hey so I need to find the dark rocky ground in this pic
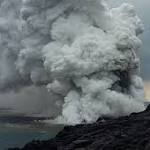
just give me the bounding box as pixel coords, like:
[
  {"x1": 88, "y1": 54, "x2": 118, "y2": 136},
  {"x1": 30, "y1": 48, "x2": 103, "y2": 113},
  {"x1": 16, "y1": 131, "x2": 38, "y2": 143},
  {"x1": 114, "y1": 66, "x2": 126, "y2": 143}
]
[{"x1": 9, "y1": 105, "x2": 150, "y2": 150}]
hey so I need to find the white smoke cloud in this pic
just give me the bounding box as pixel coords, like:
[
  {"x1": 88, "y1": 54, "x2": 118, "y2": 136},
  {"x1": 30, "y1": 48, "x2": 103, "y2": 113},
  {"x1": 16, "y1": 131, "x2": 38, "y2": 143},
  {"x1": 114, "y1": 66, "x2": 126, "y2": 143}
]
[{"x1": 0, "y1": 0, "x2": 146, "y2": 124}]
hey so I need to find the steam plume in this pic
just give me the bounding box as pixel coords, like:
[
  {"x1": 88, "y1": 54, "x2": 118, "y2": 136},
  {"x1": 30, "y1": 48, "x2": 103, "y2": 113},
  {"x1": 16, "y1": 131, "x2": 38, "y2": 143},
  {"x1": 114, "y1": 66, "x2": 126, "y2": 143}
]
[{"x1": 0, "y1": 0, "x2": 145, "y2": 124}]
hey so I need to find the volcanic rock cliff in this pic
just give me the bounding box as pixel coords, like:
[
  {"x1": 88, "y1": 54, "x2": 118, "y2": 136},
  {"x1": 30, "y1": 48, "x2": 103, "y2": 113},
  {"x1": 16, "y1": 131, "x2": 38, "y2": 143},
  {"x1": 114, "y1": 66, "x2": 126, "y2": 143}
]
[{"x1": 9, "y1": 104, "x2": 150, "y2": 150}]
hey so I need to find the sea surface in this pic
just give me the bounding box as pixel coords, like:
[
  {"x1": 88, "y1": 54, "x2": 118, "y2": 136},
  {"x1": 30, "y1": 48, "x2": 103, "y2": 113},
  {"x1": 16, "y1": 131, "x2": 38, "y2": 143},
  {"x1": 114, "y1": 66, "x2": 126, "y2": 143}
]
[{"x1": 0, "y1": 109, "x2": 63, "y2": 150}]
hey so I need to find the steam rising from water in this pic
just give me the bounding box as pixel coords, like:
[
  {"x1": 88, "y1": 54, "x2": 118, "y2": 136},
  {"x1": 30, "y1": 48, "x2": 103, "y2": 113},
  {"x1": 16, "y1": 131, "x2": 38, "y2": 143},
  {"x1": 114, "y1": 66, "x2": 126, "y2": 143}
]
[{"x1": 0, "y1": 0, "x2": 146, "y2": 124}]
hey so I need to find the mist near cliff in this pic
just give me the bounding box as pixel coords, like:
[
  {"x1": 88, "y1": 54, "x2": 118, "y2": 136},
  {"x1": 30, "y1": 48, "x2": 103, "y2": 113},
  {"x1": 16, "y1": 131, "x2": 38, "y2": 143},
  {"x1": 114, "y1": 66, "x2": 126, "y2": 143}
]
[{"x1": 0, "y1": 0, "x2": 146, "y2": 124}]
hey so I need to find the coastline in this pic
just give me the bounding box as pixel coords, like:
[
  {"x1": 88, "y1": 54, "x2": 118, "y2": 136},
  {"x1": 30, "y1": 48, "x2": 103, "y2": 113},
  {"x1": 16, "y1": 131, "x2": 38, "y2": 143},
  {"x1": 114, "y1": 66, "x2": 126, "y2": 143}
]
[{"x1": 9, "y1": 104, "x2": 150, "y2": 150}]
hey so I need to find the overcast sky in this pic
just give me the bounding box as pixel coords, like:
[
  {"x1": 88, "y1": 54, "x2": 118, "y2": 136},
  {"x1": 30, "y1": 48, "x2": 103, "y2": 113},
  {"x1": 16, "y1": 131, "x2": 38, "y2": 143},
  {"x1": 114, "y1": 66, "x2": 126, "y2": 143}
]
[{"x1": 110, "y1": 0, "x2": 150, "y2": 80}]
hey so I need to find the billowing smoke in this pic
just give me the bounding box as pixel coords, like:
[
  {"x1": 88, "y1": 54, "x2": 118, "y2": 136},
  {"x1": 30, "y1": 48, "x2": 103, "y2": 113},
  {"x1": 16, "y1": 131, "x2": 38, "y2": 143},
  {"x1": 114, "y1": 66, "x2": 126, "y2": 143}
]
[{"x1": 0, "y1": 0, "x2": 146, "y2": 124}]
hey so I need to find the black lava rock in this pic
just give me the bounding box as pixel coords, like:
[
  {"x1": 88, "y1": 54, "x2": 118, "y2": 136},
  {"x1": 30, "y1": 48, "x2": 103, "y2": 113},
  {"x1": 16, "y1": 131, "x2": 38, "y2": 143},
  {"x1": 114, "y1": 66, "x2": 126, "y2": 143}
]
[{"x1": 9, "y1": 105, "x2": 150, "y2": 150}]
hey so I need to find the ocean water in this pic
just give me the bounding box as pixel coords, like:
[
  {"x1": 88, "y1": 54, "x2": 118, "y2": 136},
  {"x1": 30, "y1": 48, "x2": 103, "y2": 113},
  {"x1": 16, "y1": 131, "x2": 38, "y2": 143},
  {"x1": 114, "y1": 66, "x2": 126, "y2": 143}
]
[
  {"x1": 0, "y1": 110, "x2": 64, "y2": 150},
  {"x1": 0, "y1": 123, "x2": 64, "y2": 150}
]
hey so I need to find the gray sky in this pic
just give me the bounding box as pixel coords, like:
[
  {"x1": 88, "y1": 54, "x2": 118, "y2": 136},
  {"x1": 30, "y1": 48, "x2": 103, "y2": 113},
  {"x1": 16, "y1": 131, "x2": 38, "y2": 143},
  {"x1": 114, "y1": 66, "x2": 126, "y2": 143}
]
[{"x1": 110, "y1": 0, "x2": 150, "y2": 80}]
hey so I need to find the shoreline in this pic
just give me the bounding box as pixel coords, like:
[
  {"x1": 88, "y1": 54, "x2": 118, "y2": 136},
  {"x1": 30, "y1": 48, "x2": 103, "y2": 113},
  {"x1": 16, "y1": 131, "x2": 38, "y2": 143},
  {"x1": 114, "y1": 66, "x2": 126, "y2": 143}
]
[{"x1": 9, "y1": 104, "x2": 150, "y2": 150}]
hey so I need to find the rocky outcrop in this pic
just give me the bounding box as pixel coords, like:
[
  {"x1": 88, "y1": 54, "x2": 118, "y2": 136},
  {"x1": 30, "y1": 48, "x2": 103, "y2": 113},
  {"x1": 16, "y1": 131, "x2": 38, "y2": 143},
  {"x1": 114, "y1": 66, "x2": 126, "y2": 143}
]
[{"x1": 9, "y1": 105, "x2": 150, "y2": 150}]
